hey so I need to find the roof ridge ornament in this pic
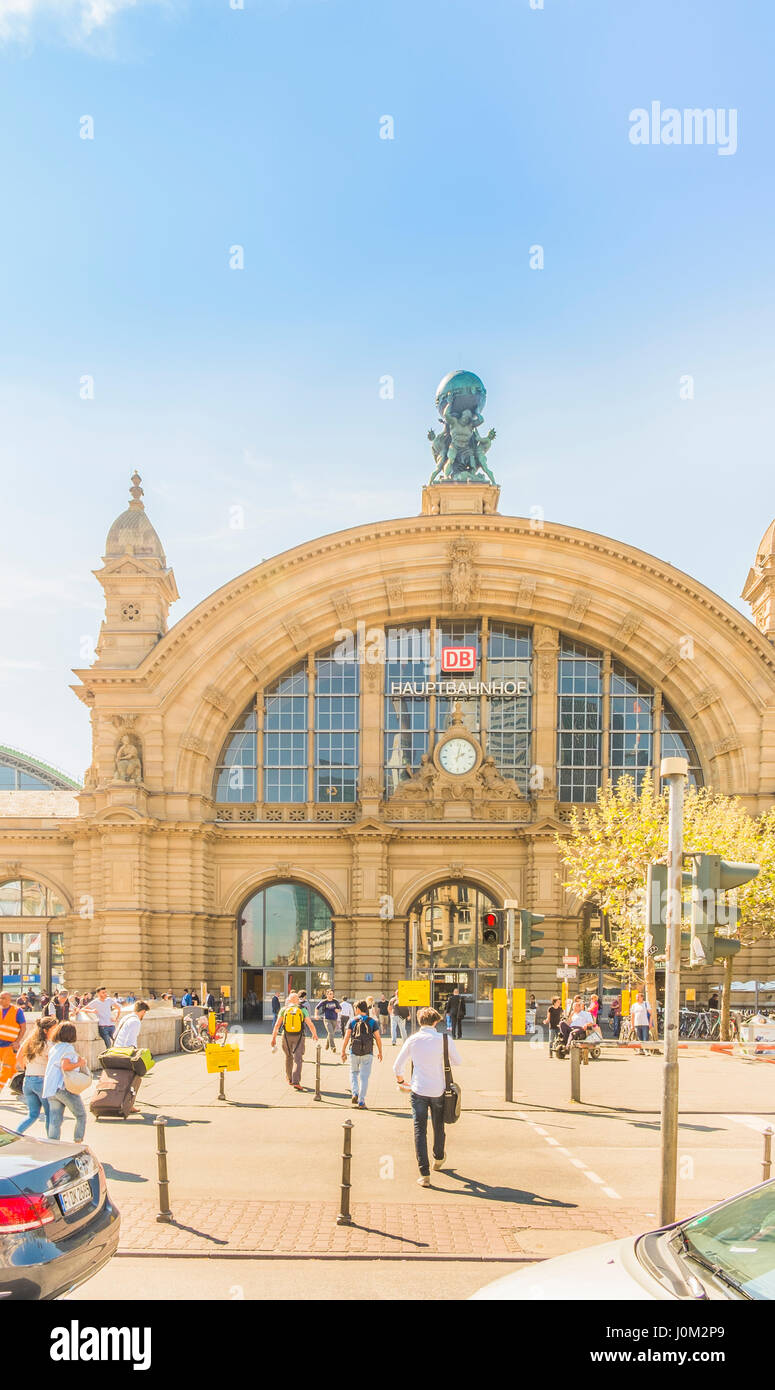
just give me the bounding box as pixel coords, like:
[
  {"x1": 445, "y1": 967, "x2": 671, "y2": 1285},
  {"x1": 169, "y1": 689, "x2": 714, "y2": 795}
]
[
  {"x1": 428, "y1": 370, "x2": 496, "y2": 485},
  {"x1": 129, "y1": 472, "x2": 144, "y2": 510}
]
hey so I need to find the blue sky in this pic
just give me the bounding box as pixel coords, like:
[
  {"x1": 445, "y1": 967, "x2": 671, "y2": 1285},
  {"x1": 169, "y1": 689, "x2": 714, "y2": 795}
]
[{"x1": 1, "y1": 0, "x2": 773, "y2": 777}]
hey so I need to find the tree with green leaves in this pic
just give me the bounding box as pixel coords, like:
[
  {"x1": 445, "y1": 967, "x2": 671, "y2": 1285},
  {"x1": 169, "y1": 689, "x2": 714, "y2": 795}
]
[{"x1": 557, "y1": 775, "x2": 775, "y2": 1039}]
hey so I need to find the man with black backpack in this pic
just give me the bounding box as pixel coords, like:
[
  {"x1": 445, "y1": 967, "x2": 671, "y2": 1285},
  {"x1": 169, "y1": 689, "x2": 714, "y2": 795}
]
[
  {"x1": 341, "y1": 999, "x2": 383, "y2": 1108},
  {"x1": 270, "y1": 991, "x2": 319, "y2": 1090}
]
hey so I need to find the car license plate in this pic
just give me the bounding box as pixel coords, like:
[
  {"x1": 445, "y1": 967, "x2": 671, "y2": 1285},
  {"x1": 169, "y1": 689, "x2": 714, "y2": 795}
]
[{"x1": 59, "y1": 1180, "x2": 92, "y2": 1214}]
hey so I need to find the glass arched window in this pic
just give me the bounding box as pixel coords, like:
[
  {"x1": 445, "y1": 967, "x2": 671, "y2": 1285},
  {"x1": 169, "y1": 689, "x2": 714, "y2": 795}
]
[
  {"x1": 239, "y1": 882, "x2": 333, "y2": 971},
  {"x1": 383, "y1": 620, "x2": 533, "y2": 796},
  {"x1": 557, "y1": 638, "x2": 704, "y2": 801},
  {"x1": 214, "y1": 647, "x2": 360, "y2": 805},
  {"x1": 0, "y1": 880, "x2": 67, "y2": 993},
  {"x1": 0, "y1": 880, "x2": 67, "y2": 917}
]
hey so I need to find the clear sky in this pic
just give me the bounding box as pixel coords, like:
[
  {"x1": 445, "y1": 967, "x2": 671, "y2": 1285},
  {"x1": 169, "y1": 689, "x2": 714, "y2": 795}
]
[{"x1": 1, "y1": 0, "x2": 773, "y2": 779}]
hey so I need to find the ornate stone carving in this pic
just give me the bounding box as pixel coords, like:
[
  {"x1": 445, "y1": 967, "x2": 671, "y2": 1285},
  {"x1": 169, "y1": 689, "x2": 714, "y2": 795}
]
[
  {"x1": 691, "y1": 685, "x2": 721, "y2": 715},
  {"x1": 236, "y1": 643, "x2": 267, "y2": 683},
  {"x1": 284, "y1": 618, "x2": 308, "y2": 652},
  {"x1": 363, "y1": 663, "x2": 382, "y2": 692},
  {"x1": 427, "y1": 370, "x2": 496, "y2": 485},
  {"x1": 567, "y1": 590, "x2": 591, "y2": 626},
  {"x1": 516, "y1": 577, "x2": 536, "y2": 611},
  {"x1": 712, "y1": 737, "x2": 742, "y2": 757},
  {"x1": 203, "y1": 685, "x2": 230, "y2": 716},
  {"x1": 392, "y1": 754, "x2": 439, "y2": 799},
  {"x1": 83, "y1": 765, "x2": 98, "y2": 789},
  {"x1": 477, "y1": 756, "x2": 523, "y2": 799},
  {"x1": 114, "y1": 733, "x2": 143, "y2": 784},
  {"x1": 661, "y1": 645, "x2": 684, "y2": 676},
  {"x1": 447, "y1": 537, "x2": 476, "y2": 610},
  {"x1": 110, "y1": 713, "x2": 138, "y2": 732},
  {"x1": 181, "y1": 734, "x2": 209, "y2": 757},
  {"x1": 385, "y1": 578, "x2": 404, "y2": 612},
  {"x1": 615, "y1": 610, "x2": 641, "y2": 647},
  {"x1": 1, "y1": 862, "x2": 22, "y2": 879},
  {"x1": 331, "y1": 589, "x2": 355, "y2": 627},
  {"x1": 360, "y1": 776, "x2": 380, "y2": 799}
]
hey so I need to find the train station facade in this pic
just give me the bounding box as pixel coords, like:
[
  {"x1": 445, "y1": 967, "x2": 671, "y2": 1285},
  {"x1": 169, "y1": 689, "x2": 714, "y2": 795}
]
[{"x1": 2, "y1": 375, "x2": 775, "y2": 1017}]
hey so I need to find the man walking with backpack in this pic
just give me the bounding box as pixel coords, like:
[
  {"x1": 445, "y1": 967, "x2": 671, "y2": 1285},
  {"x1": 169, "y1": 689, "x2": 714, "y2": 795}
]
[
  {"x1": 394, "y1": 1007, "x2": 461, "y2": 1186},
  {"x1": 270, "y1": 991, "x2": 318, "y2": 1090},
  {"x1": 341, "y1": 999, "x2": 382, "y2": 1108}
]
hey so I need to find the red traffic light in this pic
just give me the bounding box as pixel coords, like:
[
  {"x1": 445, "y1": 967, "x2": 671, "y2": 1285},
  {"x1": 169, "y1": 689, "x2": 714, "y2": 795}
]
[{"x1": 484, "y1": 912, "x2": 497, "y2": 928}]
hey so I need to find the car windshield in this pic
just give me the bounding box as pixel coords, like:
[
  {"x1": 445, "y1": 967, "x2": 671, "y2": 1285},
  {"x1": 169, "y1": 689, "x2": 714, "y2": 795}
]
[{"x1": 674, "y1": 1181, "x2": 775, "y2": 1299}]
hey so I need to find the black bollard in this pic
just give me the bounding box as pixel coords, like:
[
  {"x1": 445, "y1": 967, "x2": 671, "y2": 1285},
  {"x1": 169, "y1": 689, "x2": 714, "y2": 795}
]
[
  {"x1": 314, "y1": 1043, "x2": 322, "y2": 1102},
  {"x1": 218, "y1": 1068, "x2": 226, "y2": 1101},
  {"x1": 570, "y1": 1044, "x2": 581, "y2": 1103},
  {"x1": 155, "y1": 1115, "x2": 173, "y2": 1223},
  {"x1": 336, "y1": 1118, "x2": 354, "y2": 1225}
]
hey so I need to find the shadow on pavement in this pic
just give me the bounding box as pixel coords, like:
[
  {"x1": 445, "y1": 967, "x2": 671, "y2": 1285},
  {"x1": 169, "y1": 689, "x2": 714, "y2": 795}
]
[
  {"x1": 443, "y1": 1170, "x2": 576, "y2": 1207},
  {"x1": 102, "y1": 1164, "x2": 148, "y2": 1184}
]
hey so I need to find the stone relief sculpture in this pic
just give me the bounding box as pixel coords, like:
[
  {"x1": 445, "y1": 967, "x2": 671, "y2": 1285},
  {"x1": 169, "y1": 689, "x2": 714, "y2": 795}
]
[
  {"x1": 428, "y1": 370, "x2": 496, "y2": 485},
  {"x1": 477, "y1": 756, "x2": 523, "y2": 799},
  {"x1": 114, "y1": 734, "x2": 143, "y2": 784},
  {"x1": 394, "y1": 754, "x2": 439, "y2": 798}
]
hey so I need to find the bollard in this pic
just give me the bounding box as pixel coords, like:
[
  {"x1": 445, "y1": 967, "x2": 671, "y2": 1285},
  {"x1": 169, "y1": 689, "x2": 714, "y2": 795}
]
[
  {"x1": 155, "y1": 1115, "x2": 173, "y2": 1223},
  {"x1": 314, "y1": 1043, "x2": 322, "y2": 1102},
  {"x1": 763, "y1": 1126, "x2": 773, "y2": 1182},
  {"x1": 218, "y1": 1068, "x2": 226, "y2": 1101},
  {"x1": 570, "y1": 1044, "x2": 581, "y2": 1103},
  {"x1": 336, "y1": 1118, "x2": 354, "y2": 1225}
]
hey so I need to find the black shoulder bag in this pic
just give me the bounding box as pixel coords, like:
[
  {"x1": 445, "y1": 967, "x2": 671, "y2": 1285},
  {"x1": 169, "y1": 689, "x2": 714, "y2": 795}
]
[{"x1": 442, "y1": 1033, "x2": 461, "y2": 1124}]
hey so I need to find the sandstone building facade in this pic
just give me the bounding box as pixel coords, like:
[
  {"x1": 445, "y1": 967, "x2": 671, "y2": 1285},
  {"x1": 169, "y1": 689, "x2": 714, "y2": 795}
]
[{"x1": 2, "y1": 444, "x2": 775, "y2": 1018}]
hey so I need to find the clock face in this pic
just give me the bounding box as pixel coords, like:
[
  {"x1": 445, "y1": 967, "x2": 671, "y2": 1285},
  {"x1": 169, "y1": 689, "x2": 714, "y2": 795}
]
[{"x1": 439, "y1": 737, "x2": 477, "y2": 776}]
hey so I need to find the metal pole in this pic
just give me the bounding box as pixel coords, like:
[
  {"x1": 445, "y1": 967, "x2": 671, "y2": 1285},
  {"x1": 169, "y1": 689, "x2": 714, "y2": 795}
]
[
  {"x1": 154, "y1": 1115, "x2": 172, "y2": 1223},
  {"x1": 218, "y1": 1068, "x2": 226, "y2": 1101},
  {"x1": 336, "y1": 1118, "x2": 354, "y2": 1225},
  {"x1": 411, "y1": 916, "x2": 418, "y2": 1036},
  {"x1": 314, "y1": 1042, "x2": 322, "y2": 1101},
  {"x1": 763, "y1": 1127, "x2": 773, "y2": 1182},
  {"x1": 504, "y1": 906, "x2": 515, "y2": 1102},
  {"x1": 659, "y1": 756, "x2": 688, "y2": 1227},
  {"x1": 570, "y1": 1043, "x2": 581, "y2": 1103}
]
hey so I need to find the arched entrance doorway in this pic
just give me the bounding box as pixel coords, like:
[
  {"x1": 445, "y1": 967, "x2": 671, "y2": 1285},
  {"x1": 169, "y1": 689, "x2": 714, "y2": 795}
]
[
  {"x1": 238, "y1": 881, "x2": 334, "y2": 1021},
  {"x1": 407, "y1": 881, "x2": 502, "y2": 1022}
]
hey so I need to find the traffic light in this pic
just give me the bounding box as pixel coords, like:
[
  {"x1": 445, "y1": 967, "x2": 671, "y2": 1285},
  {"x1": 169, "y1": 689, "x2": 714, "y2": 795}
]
[
  {"x1": 519, "y1": 909, "x2": 545, "y2": 959},
  {"x1": 689, "y1": 853, "x2": 759, "y2": 965},
  {"x1": 481, "y1": 909, "x2": 505, "y2": 949}
]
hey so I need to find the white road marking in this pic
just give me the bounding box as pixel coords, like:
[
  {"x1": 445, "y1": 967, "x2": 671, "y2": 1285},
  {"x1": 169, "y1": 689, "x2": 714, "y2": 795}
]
[
  {"x1": 603, "y1": 1186, "x2": 622, "y2": 1200},
  {"x1": 570, "y1": 1157, "x2": 587, "y2": 1169},
  {"x1": 584, "y1": 1171, "x2": 605, "y2": 1184},
  {"x1": 723, "y1": 1114, "x2": 775, "y2": 1134},
  {"x1": 512, "y1": 1110, "x2": 621, "y2": 1200}
]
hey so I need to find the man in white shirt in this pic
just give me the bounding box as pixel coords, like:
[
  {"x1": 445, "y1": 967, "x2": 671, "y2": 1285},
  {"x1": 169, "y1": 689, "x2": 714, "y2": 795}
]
[
  {"x1": 630, "y1": 990, "x2": 652, "y2": 1054},
  {"x1": 393, "y1": 1007, "x2": 462, "y2": 1187},
  {"x1": 114, "y1": 1000, "x2": 149, "y2": 1051},
  {"x1": 84, "y1": 986, "x2": 121, "y2": 1049},
  {"x1": 558, "y1": 995, "x2": 595, "y2": 1046}
]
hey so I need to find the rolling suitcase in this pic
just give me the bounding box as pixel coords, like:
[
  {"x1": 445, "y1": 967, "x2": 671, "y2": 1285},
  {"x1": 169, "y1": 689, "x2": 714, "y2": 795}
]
[{"x1": 90, "y1": 1065, "x2": 142, "y2": 1119}]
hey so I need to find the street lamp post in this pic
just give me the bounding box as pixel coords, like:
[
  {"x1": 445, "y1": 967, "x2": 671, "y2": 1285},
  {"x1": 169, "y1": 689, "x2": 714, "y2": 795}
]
[{"x1": 659, "y1": 755, "x2": 688, "y2": 1228}]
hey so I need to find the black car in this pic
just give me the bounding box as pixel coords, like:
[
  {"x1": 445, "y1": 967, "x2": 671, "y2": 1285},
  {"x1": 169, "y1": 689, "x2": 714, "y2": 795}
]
[{"x1": 0, "y1": 1125, "x2": 120, "y2": 1299}]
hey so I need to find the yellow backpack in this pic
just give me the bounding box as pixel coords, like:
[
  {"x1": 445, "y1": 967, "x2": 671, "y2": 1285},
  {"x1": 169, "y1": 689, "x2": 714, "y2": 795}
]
[{"x1": 283, "y1": 1006, "x2": 303, "y2": 1034}]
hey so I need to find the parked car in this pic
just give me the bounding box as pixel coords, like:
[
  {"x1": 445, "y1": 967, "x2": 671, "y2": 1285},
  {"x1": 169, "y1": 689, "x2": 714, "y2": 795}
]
[
  {"x1": 0, "y1": 1125, "x2": 120, "y2": 1299},
  {"x1": 471, "y1": 1178, "x2": 775, "y2": 1300}
]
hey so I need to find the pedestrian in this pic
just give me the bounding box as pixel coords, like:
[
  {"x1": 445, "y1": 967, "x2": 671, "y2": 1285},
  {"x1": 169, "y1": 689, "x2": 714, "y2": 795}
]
[
  {"x1": 393, "y1": 1007, "x2": 462, "y2": 1186},
  {"x1": 271, "y1": 993, "x2": 281, "y2": 1024},
  {"x1": 528, "y1": 992, "x2": 536, "y2": 1011},
  {"x1": 114, "y1": 1000, "x2": 149, "y2": 1050},
  {"x1": 366, "y1": 995, "x2": 379, "y2": 1024},
  {"x1": 191, "y1": 991, "x2": 200, "y2": 1006},
  {"x1": 447, "y1": 987, "x2": 466, "y2": 1040},
  {"x1": 630, "y1": 990, "x2": 652, "y2": 1054},
  {"x1": 609, "y1": 996, "x2": 621, "y2": 1038},
  {"x1": 0, "y1": 990, "x2": 27, "y2": 1090},
  {"x1": 543, "y1": 996, "x2": 563, "y2": 1054},
  {"x1": 708, "y1": 991, "x2": 720, "y2": 1011},
  {"x1": 339, "y1": 996, "x2": 354, "y2": 1037},
  {"x1": 558, "y1": 995, "x2": 595, "y2": 1047},
  {"x1": 590, "y1": 994, "x2": 600, "y2": 1025},
  {"x1": 376, "y1": 993, "x2": 390, "y2": 1033},
  {"x1": 15, "y1": 992, "x2": 30, "y2": 1011},
  {"x1": 388, "y1": 991, "x2": 409, "y2": 1046},
  {"x1": 14, "y1": 1014, "x2": 58, "y2": 1133},
  {"x1": 341, "y1": 999, "x2": 382, "y2": 1108},
  {"x1": 43, "y1": 1022, "x2": 89, "y2": 1142},
  {"x1": 204, "y1": 989, "x2": 216, "y2": 1012},
  {"x1": 270, "y1": 991, "x2": 318, "y2": 1090},
  {"x1": 181, "y1": 988, "x2": 193, "y2": 1007},
  {"x1": 44, "y1": 989, "x2": 71, "y2": 1023},
  {"x1": 83, "y1": 986, "x2": 121, "y2": 1049},
  {"x1": 315, "y1": 988, "x2": 342, "y2": 1051}
]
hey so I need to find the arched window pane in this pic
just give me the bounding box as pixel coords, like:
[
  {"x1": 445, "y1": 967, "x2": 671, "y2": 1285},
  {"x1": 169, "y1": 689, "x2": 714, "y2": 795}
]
[
  {"x1": 21, "y1": 882, "x2": 46, "y2": 916},
  {"x1": 436, "y1": 622, "x2": 480, "y2": 733},
  {"x1": 239, "y1": 883, "x2": 334, "y2": 970},
  {"x1": 0, "y1": 882, "x2": 21, "y2": 916},
  {"x1": 557, "y1": 640, "x2": 603, "y2": 802},
  {"x1": 264, "y1": 883, "x2": 309, "y2": 966},
  {"x1": 610, "y1": 662, "x2": 653, "y2": 791},
  {"x1": 214, "y1": 702, "x2": 257, "y2": 803},
  {"x1": 662, "y1": 705, "x2": 703, "y2": 786},
  {"x1": 264, "y1": 664, "x2": 308, "y2": 803},
  {"x1": 314, "y1": 648, "x2": 359, "y2": 803},
  {"x1": 487, "y1": 623, "x2": 532, "y2": 793},
  {"x1": 384, "y1": 625, "x2": 431, "y2": 796}
]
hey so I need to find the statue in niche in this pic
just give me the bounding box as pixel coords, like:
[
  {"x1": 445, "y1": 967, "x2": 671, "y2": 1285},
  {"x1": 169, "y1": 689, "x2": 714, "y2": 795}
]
[{"x1": 115, "y1": 734, "x2": 143, "y2": 785}]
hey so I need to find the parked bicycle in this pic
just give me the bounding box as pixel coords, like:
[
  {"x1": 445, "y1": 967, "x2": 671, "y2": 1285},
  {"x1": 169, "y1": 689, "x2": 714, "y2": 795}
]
[{"x1": 180, "y1": 1013, "x2": 228, "y2": 1053}]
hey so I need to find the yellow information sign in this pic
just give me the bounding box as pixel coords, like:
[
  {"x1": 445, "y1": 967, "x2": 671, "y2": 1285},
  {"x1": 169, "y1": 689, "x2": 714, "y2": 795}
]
[
  {"x1": 205, "y1": 1044, "x2": 240, "y2": 1073},
  {"x1": 685, "y1": 987, "x2": 696, "y2": 1002},
  {"x1": 492, "y1": 988, "x2": 526, "y2": 1036},
  {"x1": 397, "y1": 979, "x2": 430, "y2": 1008},
  {"x1": 621, "y1": 989, "x2": 632, "y2": 1018},
  {"x1": 561, "y1": 981, "x2": 568, "y2": 1010}
]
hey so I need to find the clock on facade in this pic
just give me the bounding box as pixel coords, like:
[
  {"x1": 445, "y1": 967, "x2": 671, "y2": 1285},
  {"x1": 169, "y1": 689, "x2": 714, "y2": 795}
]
[{"x1": 438, "y1": 737, "x2": 478, "y2": 776}]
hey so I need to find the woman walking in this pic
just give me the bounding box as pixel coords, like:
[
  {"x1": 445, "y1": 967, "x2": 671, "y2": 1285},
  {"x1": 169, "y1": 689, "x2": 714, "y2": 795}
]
[
  {"x1": 43, "y1": 1022, "x2": 89, "y2": 1142},
  {"x1": 15, "y1": 1015, "x2": 58, "y2": 1133}
]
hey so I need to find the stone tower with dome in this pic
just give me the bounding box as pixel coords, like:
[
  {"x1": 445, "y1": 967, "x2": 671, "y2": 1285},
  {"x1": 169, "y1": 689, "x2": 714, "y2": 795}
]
[{"x1": 94, "y1": 472, "x2": 179, "y2": 668}]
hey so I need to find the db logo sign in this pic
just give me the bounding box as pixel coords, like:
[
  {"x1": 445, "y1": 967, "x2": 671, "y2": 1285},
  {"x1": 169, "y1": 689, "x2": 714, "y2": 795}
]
[{"x1": 441, "y1": 646, "x2": 476, "y2": 673}]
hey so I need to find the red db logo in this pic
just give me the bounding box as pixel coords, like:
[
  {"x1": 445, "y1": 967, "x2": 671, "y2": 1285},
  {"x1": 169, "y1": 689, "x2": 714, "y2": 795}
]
[{"x1": 441, "y1": 647, "x2": 476, "y2": 673}]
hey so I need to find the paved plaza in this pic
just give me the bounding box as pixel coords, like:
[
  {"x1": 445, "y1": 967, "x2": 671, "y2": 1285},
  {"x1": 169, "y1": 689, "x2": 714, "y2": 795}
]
[{"x1": 1, "y1": 1026, "x2": 772, "y2": 1299}]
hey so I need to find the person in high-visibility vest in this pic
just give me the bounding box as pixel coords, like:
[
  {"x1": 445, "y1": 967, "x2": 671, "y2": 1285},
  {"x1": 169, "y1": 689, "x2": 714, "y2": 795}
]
[{"x1": 0, "y1": 990, "x2": 27, "y2": 1089}]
